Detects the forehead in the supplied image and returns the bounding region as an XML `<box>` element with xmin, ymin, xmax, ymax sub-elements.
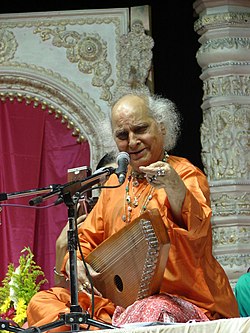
<box><xmin>111</xmin><ymin>95</ymin><xmax>152</xmax><ymax>127</ymax></box>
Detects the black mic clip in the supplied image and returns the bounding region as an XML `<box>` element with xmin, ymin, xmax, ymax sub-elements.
<box><xmin>29</xmin><ymin>167</ymin><xmax>116</xmax><ymax>206</ymax></box>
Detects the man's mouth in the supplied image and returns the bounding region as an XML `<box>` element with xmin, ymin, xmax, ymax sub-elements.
<box><xmin>129</xmin><ymin>149</ymin><xmax>145</xmax><ymax>160</ymax></box>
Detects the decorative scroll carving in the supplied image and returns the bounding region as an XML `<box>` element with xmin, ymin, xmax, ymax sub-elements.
<box><xmin>194</xmin><ymin>12</ymin><xmax>250</xmax><ymax>34</ymax></box>
<box><xmin>29</xmin><ymin>20</ymin><xmax>153</xmax><ymax>103</ymax></box>
<box><xmin>0</xmin><ymin>29</ymin><xmax>17</xmax><ymax>63</ymax></box>
<box><xmin>34</xmin><ymin>27</ymin><xmax>113</xmax><ymax>101</ymax></box>
<box><xmin>211</xmin><ymin>192</ymin><xmax>250</xmax><ymax>216</ymax></box>
<box><xmin>214</xmin><ymin>253</ymin><xmax>249</xmax><ymax>269</ymax></box>
<box><xmin>197</xmin><ymin>37</ymin><xmax>250</xmax><ymax>56</ymax></box>
<box><xmin>0</xmin><ymin>15</ymin><xmax>121</xmax><ymax>30</ymax></box>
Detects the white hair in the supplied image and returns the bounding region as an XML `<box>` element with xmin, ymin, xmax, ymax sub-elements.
<box><xmin>147</xmin><ymin>94</ymin><xmax>181</xmax><ymax>151</ymax></box>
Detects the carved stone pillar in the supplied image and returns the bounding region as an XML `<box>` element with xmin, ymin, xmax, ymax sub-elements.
<box><xmin>193</xmin><ymin>0</ymin><xmax>250</xmax><ymax>288</ymax></box>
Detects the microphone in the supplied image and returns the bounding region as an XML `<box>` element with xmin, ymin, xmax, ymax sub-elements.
<box><xmin>115</xmin><ymin>152</ymin><xmax>130</xmax><ymax>185</ymax></box>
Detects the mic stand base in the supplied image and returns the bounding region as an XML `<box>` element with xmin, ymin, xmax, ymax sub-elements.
<box><xmin>22</xmin><ymin>312</ymin><xmax>116</xmax><ymax>333</ymax></box>
<box><xmin>1</xmin><ymin>311</ymin><xmax>116</xmax><ymax>333</ymax></box>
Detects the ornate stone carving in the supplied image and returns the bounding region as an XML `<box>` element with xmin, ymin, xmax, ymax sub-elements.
<box><xmin>194</xmin><ymin>12</ymin><xmax>250</xmax><ymax>34</ymax></box>
<box><xmin>211</xmin><ymin>192</ymin><xmax>250</xmax><ymax>216</ymax></box>
<box><xmin>193</xmin><ymin>0</ymin><xmax>250</xmax><ymax>284</ymax></box>
<box><xmin>34</xmin><ymin>27</ymin><xmax>113</xmax><ymax>101</ymax></box>
<box><xmin>113</xmin><ymin>20</ymin><xmax>154</xmax><ymax>101</ymax></box>
<box><xmin>201</xmin><ymin>105</ymin><xmax>249</xmax><ymax>180</ymax></box>
<box><xmin>213</xmin><ymin>253</ymin><xmax>250</xmax><ymax>287</ymax></box>
<box><xmin>0</xmin><ymin>29</ymin><xmax>17</xmax><ymax>63</ymax></box>
<box><xmin>118</xmin><ymin>20</ymin><xmax>154</xmax><ymax>87</ymax></box>
<box><xmin>0</xmin><ymin>69</ymin><xmax>111</xmax><ymax>169</ymax></box>
<box><xmin>203</xmin><ymin>75</ymin><xmax>250</xmax><ymax>99</ymax></box>
<box><xmin>206</xmin><ymin>60</ymin><xmax>250</xmax><ymax>69</ymax></box>
<box><xmin>197</xmin><ymin>37</ymin><xmax>250</xmax><ymax>56</ymax></box>
<box><xmin>212</xmin><ymin>224</ymin><xmax>250</xmax><ymax>283</ymax></box>
<box><xmin>0</xmin><ymin>77</ymin><xmax>89</xmax><ymax>143</ymax></box>
<box><xmin>213</xmin><ymin>225</ymin><xmax>250</xmax><ymax>246</ymax></box>
<box><xmin>214</xmin><ymin>253</ymin><xmax>249</xmax><ymax>268</ymax></box>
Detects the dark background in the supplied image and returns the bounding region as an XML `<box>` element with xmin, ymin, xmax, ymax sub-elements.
<box><xmin>0</xmin><ymin>1</ymin><xmax>204</xmax><ymax>170</ymax></box>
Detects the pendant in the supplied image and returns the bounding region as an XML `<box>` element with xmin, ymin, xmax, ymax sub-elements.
<box><xmin>133</xmin><ymin>198</ymin><xmax>138</xmax><ymax>207</ymax></box>
<box><xmin>126</xmin><ymin>195</ymin><xmax>131</xmax><ymax>203</ymax></box>
<box><xmin>132</xmin><ymin>179</ymin><xmax>139</xmax><ymax>187</ymax></box>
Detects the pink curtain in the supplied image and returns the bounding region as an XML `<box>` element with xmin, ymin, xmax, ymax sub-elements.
<box><xmin>0</xmin><ymin>98</ymin><xmax>90</xmax><ymax>289</ymax></box>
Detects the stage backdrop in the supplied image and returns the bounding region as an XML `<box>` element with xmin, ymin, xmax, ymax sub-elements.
<box><xmin>0</xmin><ymin>98</ymin><xmax>90</xmax><ymax>288</ymax></box>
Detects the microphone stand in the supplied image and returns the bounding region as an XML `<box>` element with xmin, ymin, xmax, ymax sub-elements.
<box><xmin>45</xmin><ymin>190</ymin><xmax>115</xmax><ymax>332</ymax></box>
<box><xmin>0</xmin><ymin>185</ymin><xmax>60</xmax><ymax>203</ymax></box>
<box><xmin>29</xmin><ymin>168</ymin><xmax>117</xmax><ymax>332</ymax></box>
<box><xmin>1</xmin><ymin>168</ymin><xmax>118</xmax><ymax>332</ymax></box>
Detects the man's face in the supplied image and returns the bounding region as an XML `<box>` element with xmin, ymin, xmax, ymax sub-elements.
<box><xmin>111</xmin><ymin>95</ymin><xmax>165</xmax><ymax>172</ymax></box>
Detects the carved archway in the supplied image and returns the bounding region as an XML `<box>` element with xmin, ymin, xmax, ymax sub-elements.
<box><xmin>0</xmin><ymin>66</ymin><xmax>115</xmax><ymax>169</ymax></box>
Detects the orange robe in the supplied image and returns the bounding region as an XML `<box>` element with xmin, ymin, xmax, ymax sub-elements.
<box><xmin>27</xmin><ymin>156</ymin><xmax>239</xmax><ymax>330</ymax></box>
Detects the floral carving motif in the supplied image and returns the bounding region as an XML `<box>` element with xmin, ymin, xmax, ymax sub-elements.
<box><xmin>194</xmin><ymin>12</ymin><xmax>250</xmax><ymax>34</ymax></box>
<box><xmin>34</xmin><ymin>27</ymin><xmax>113</xmax><ymax>101</ymax></box>
<box><xmin>197</xmin><ymin>37</ymin><xmax>250</xmax><ymax>55</ymax></box>
<box><xmin>0</xmin><ymin>29</ymin><xmax>17</xmax><ymax>63</ymax></box>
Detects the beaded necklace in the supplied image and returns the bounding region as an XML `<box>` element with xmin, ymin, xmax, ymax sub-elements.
<box><xmin>122</xmin><ymin>150</ymin><xmax>169</xmax><ymax>223</ymax></box>
<box><xmin>122</xmin><ymin>181</ymin><xmax>154</xmax><ymax>223</ymax></box>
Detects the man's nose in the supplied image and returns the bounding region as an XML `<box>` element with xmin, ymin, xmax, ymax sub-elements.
<box><xmin>128</xmin><ymin>133</ymin><xmax>139</xmax><ymax>148</ymax></box>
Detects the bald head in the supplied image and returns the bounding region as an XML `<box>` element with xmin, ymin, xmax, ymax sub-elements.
<box><xmin>111</xmin><ymin>94</ymin><xmax>150</xmax><ymax>128</ymax></box>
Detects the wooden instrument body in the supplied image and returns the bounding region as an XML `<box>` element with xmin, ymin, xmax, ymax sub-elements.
<box><xmin>85</xmin><ymin>209</ymin><xmax>170</xmax><ymax>308</ymax></box>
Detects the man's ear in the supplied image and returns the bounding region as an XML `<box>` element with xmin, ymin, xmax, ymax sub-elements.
<box><xmin>160</xmin><ymin>122</ymin><xmax>166</xmax><ymax>135</ymax></box>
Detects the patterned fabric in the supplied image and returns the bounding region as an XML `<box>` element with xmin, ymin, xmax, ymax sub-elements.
<box><xmin>112</xmin><ymin>293</ymin><xmax>209</xmax><ymax>327</ymax></box>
